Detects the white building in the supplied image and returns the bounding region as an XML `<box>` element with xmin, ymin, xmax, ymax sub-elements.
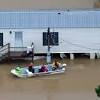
<box><xmin>0</xmin><ymin>9</ymin><xmax>100</xmax><ymax>59</ymax></box>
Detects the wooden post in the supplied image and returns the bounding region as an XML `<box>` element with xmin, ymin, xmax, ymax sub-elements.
<box><xmin>31</xmin><ymin>42</ymin><xmax>34</xmax><ymax>63</ymax></box>
<box><xmin>32</xmin><ymin>47</ymin><xmax>34</xmax><ymax>63</ymax></box>
<box><xmin>8</xmin><ymin>43</ymin><xmax>10</xmax><ymax>62</ymax></box>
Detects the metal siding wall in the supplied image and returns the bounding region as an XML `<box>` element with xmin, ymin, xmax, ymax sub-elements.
<box><xmin>0</xmin><ymin>13</ymin><xmax>10</xmax><ymax>28</ymax></box>
<box><xmin>0</xmin><ymin>10</ymin><xmax>100</xmax><ymax>28</ymax></box>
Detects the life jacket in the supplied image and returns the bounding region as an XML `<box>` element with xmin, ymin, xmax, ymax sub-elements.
<box><xmin>40</xmin><ymin>65</ymin><xmax>48</xmax><ymax>72</ymax></box>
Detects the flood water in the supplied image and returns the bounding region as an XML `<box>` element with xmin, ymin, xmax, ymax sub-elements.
<box><xmin>0</xmin><ymin>57</ymin><xmax>100</xmax><ymax>100</ymax></box>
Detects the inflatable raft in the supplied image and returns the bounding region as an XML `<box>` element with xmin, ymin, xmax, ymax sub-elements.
<box><xmin>11</xmin><ymin>64</ymin><xmax>66</xmax><ymax>78</ymax></box>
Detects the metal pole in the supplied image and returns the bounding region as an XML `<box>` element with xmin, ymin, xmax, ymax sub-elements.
<box><xmin>47</xmin><ymin>27</ymin><xmax>51</xmax><ymax>64</ymax></box>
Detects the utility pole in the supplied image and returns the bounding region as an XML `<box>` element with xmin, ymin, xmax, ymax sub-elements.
<box><xmin>47</xmin><ymin>27</ymin><xmax>51</xmax><ymax>64</ymax></box>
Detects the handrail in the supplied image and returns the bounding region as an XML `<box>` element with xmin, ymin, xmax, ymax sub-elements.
<box><xmin>0</xmin><ymin>43</ymin><xmax>10</xmax><ymax>61</ymax></box>
<box><xmin>0</xmin><ymin>43</ymin><xmax>10</xmax><ymax>53</ymax></box>
<box><xmin>10</xmin><ymin>47</ymin><xmax>27</xmax><ymax>49</ymax></box>
<box><xmin>0</xmin><ymin>48</ymin><xmax>8</xmax><ymax>52</ymax></box>
<box><xmin>10</xmin><ymin>47</ymin><xmax>26</xmax><ymax>48</ymax></box>
<box><xmin>0</xmin><ymin>43</ymin><xmax>10</xmax><ymax>49</ymax></box>
<box><xmin>10</xmin><ymin>47</ymin><xmax>27</xmax><ymax>52</ymax></box>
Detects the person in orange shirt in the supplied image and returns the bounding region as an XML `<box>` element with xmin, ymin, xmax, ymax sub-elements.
<box><xmin>52</xmin><ymin>60</ymin><xmax>61</xmax><ymax>70</ymax></box>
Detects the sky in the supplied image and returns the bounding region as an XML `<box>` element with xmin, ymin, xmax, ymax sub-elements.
<box><xmin>0</xmin><ymin>0</ymin><xmax>97</xmax><ymax>10</ymax></box>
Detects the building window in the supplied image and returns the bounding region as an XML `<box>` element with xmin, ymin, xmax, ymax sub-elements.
<box><xmin>0</xmin><ymin>33</ymin><xmax>3</xmax><ymax>46</ymax></box>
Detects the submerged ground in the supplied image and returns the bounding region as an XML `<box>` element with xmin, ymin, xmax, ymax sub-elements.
<box><xmin>0</xmin><ymin>57</ymin><xmax>100</xmax><ymax>100</ymax></box>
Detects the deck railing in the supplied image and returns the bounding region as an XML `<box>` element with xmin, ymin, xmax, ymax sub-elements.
<box><xmin>10</xmin><ymin>47</ymin><xmax>27</xmax><ymax>52</ymax></box>
<box><xmin>0</xmin><ymin>44</ymin><xmax>34</xmax><ymax>62</ymax></box>
<box><xmin>0</xmin><ymin>43</ymin><xmax>10</xmax><ymax>61</ymax></box>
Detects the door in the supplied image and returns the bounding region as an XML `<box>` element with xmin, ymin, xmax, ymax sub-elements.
<box><xmin>15</xmin><ymin>32</ymin><xmax>23</xmax><ymax>47</ymax></box>
<box><xmin>0</xmin><ymin>33</ymin><xmax>3</xmax><ymax>46</ymax></box>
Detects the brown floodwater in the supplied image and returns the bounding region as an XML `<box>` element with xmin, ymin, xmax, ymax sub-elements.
<box><xmin>0</xmin><ymin>57</ymin><xmax>100</xmax><ymax>100</ymax></box>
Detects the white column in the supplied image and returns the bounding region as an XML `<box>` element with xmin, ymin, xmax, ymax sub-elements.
<box><xmin>60</xmin><ymin>53</ymin><xmax>66</xmax><ymax>59</ymax></box>
<box><xmin>96</xmin><ymin>53</ymin><xmax>100</xmax><ymax>59</ymax></box>
<box><xmin>70</xmin><ymin>53</ymin><xmax>74</xmax><ymax>60</ymax></box>
<box><xmin>90</xmin><ymin>53</ymin><xmax>95</xmax><ymax>59</ymax></box>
